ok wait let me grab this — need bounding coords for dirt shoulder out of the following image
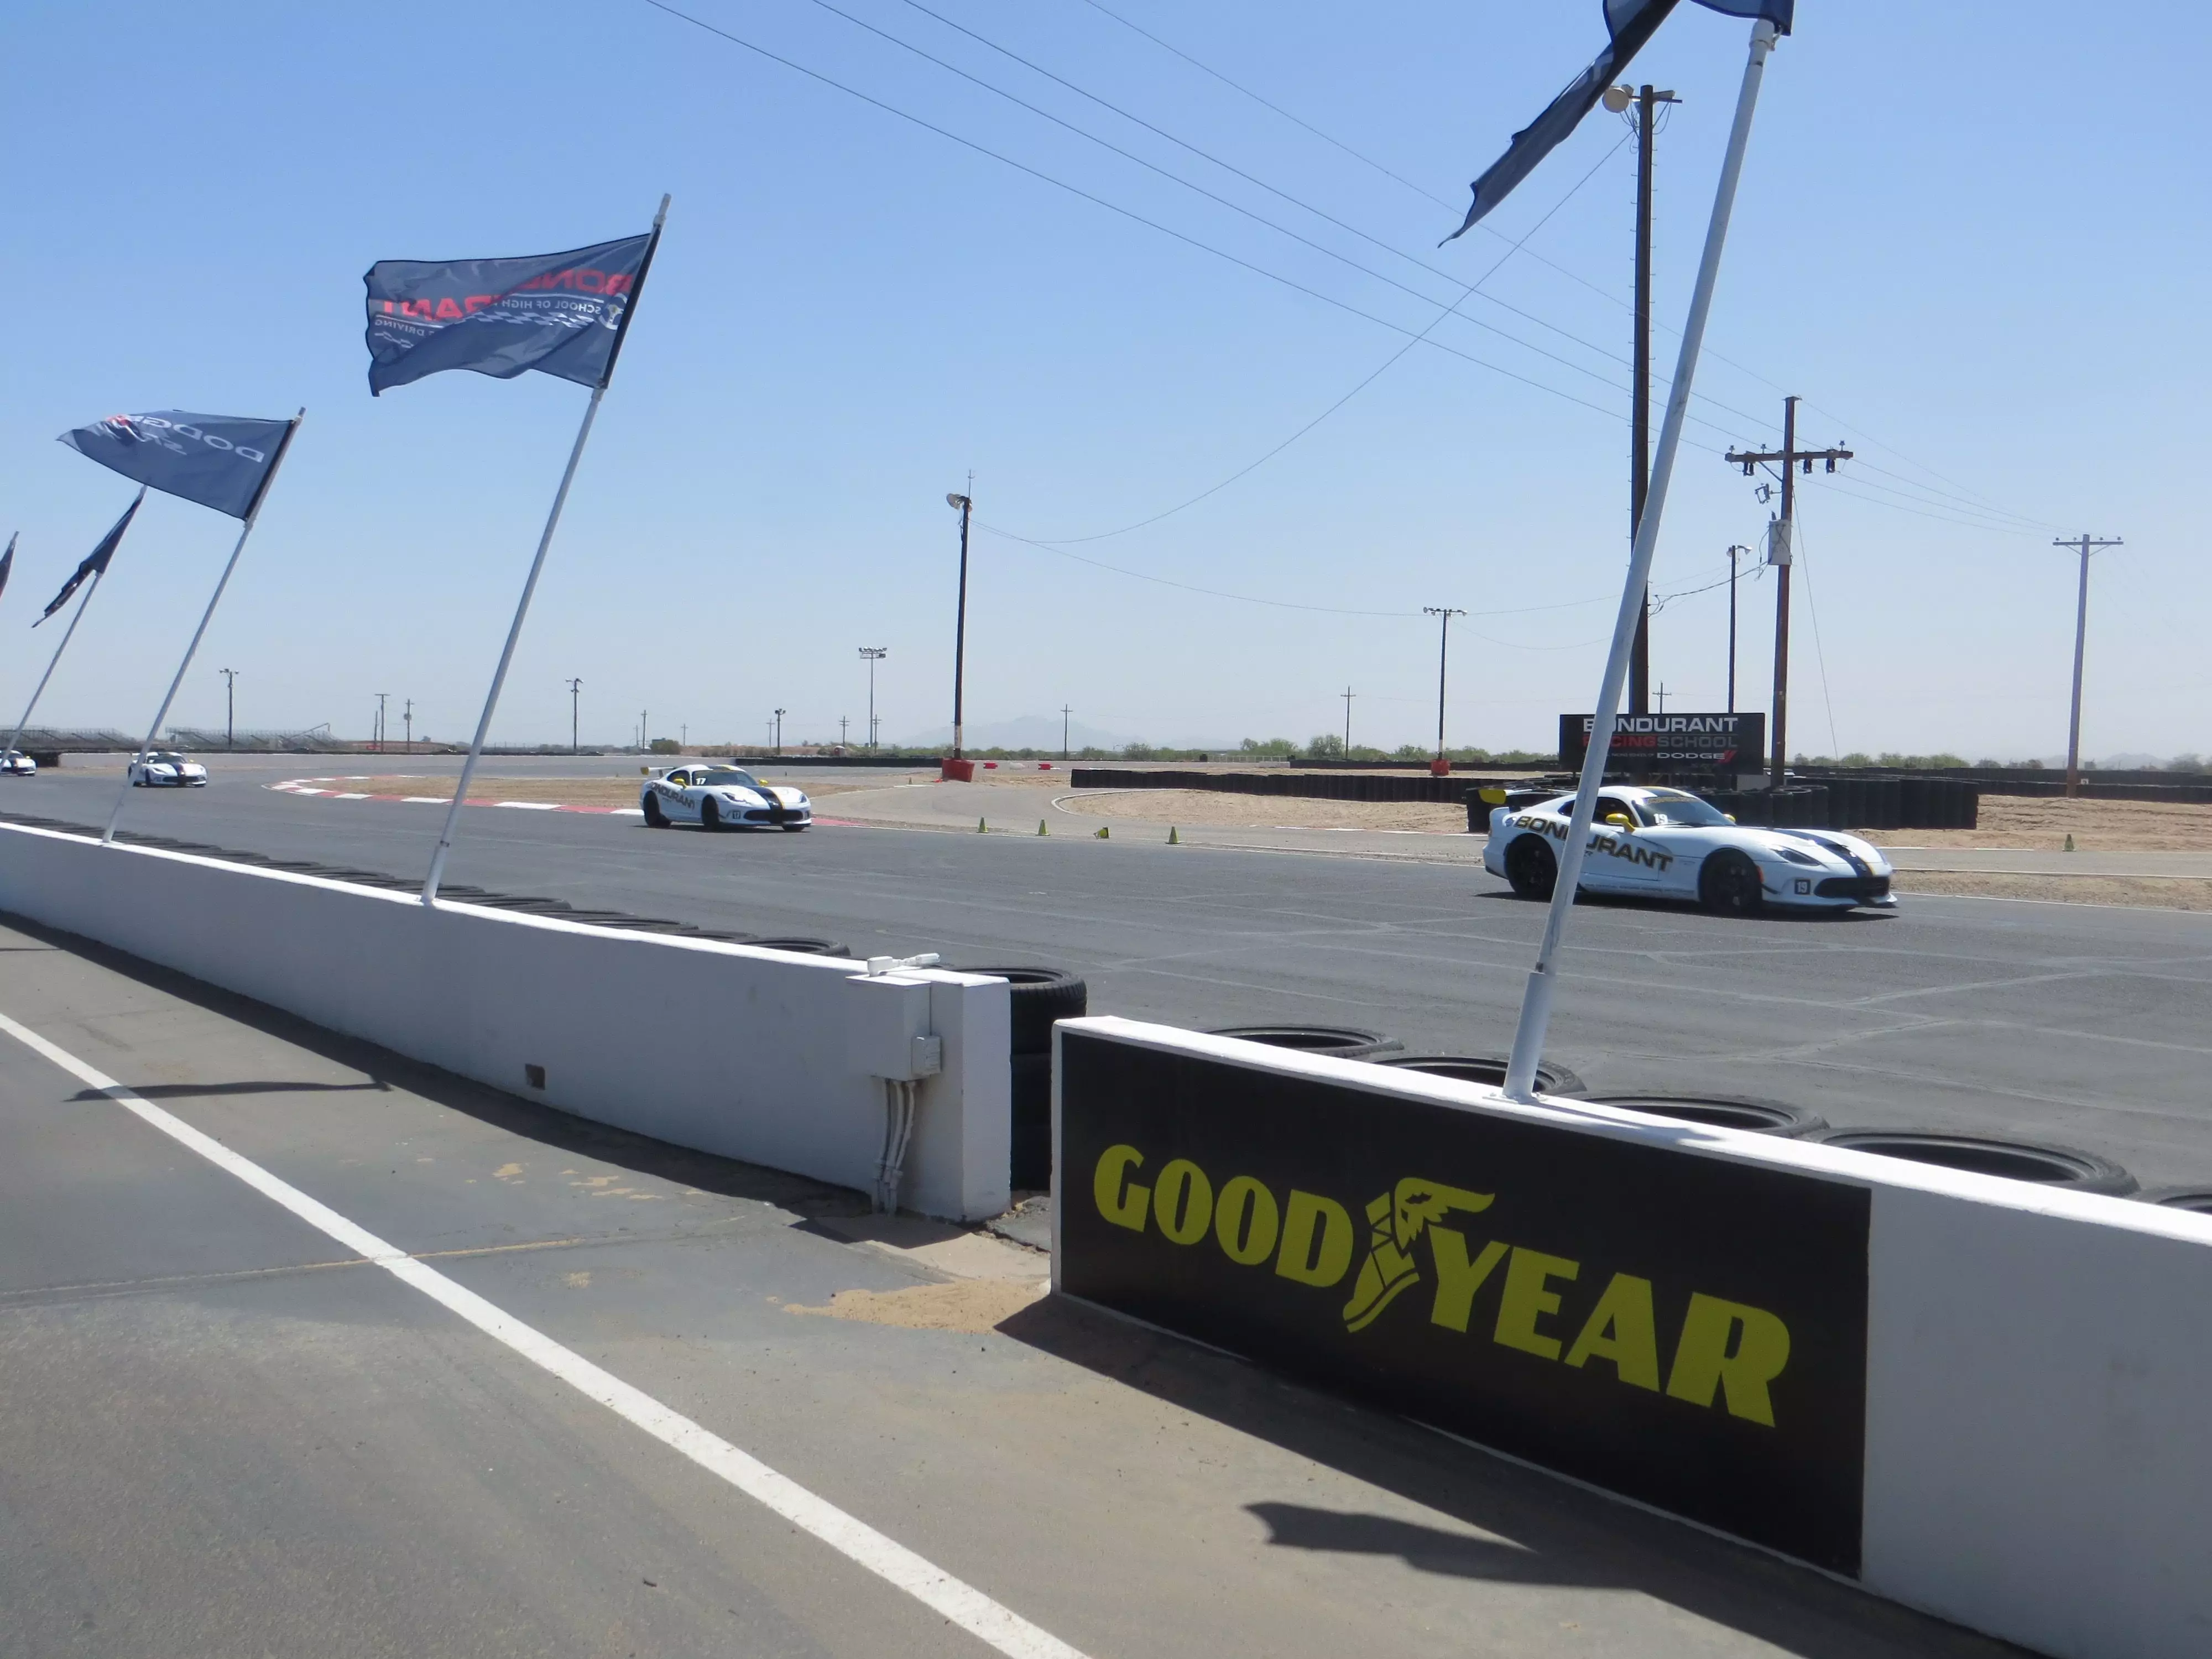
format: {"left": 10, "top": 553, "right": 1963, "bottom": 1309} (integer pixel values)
{"left": 1069, "top": 789, "right": 1465, "bottom": 833}
{"left": 1864, "top": 795, "right": 2212, "bottom": 852}
{"left": 1891, "top": 872, "right": 2212, "bottom": 912}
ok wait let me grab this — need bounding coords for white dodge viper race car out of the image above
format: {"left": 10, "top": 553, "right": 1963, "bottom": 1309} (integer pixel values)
{"left": 641, "top": 765, "right": 811, "bottom": 831}
{"left": 1483, "top": 784, "right": 1895, "bottom": 914}
{"left": 128, "top": 751, "right": 209, "bottom": 787}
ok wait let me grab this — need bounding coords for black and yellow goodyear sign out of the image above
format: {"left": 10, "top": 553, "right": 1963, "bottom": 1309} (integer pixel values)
{"left": 1058, "top": 1031, "right": 1870, "bottom": 1573}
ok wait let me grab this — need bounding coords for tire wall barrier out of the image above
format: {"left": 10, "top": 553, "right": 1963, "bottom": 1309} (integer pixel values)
{"left": 0, "top": 822, "right": 1011, "bottom": 1220}
{"left": 1054, "top": 1017, "right": 2212, "bottom": 1659}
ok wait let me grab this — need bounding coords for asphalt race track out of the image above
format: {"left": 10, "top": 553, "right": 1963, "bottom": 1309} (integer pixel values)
{"left": 13, "top": 753, "right": 2212, "bottom": 1190}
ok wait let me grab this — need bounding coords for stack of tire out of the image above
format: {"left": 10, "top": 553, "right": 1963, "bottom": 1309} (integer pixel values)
{"left": 962, "top": 967, "right": 1088, "bottom": 1192}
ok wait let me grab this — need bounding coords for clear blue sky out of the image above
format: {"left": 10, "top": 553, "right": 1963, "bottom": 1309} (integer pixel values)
{"left": 3, "top": 1, "right": 2203, "bottom": 758}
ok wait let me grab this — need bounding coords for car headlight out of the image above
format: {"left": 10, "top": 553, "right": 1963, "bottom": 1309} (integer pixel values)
{"left": 1775, "top": 846, "right": 1822, "bottom": 867}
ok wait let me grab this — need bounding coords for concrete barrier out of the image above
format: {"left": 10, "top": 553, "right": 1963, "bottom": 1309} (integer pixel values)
{"left": 0, "top": 822, "right": 1009, "bottom": 1220}
{"left": 1054, "top": 1017, "right": 2212, "bottom": 1659}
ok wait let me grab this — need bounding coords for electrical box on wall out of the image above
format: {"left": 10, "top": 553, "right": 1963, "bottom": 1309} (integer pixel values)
{"left": 844, "top": 973, "right": 940, "bottom": 1079}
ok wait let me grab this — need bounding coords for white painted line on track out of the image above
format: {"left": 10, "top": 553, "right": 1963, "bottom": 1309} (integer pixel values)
{"left": 0, "top": 1008, "right": 1089, "bottom": 1659}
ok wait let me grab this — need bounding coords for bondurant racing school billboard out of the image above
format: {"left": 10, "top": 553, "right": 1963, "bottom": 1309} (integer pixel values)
{"left": 1559, "top": 711, "right": 1766, "bottom": 774}
{"left": 1057, "top": 1026, "right": 1870, "bottom": 1574}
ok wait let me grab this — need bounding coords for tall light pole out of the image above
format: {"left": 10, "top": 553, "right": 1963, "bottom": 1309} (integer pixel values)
{"left": 375, "top": 692, "right": 389, "bottom": 753}
{"left": 859, "top": 647, "right": 888, "bottom": 748}
{"left": 1422, "top": 607, "right": 1465, "bottom": 775}
{"left": 773, "top": 708, "right": 786, "bottom": 754}
{"left": 565, "top": 677, "right": 582, "bottom": 754}
{"left": 1341, "top": 686, "right": 1355, "bottom": 756}
{"left": 640, "top": 709, "right": 648, "bottom": 750}
{"left": 219, "top": 667, "right": 236, "bottom": 751}
{"left": 403, "top": 698, "right": 413, "bottom": 753}
{"left": 2055, "top": 534, "right": 2122, "bottom": 797}
{"left": 946, "top": 488, "right": 973, "bottom": 759}
{"left": 1061, "top": 703, "right": 1072, "bottom": 760}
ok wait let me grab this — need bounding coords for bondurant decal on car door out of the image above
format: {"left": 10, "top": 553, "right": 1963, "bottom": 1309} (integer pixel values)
{"left": 1057, "top": 1029, "right": 1871, "bottom": 1574}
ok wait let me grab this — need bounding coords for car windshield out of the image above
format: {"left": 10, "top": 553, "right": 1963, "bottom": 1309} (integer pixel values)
{"left": 1640, "top": 792, "right": 1730, "bottom": 828}
{"left": 149, "top": 753, "right": 187, "bottom": 766}
{"left": 699, "top": 770, "right": 761, "bottom": 790}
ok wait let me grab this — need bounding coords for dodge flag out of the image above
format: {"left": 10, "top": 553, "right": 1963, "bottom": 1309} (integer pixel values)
{"left": 58, "top": 413, "right": 295, "bottom": 519}
{"left": 1446, "top": 0, "right": 1794, "bottom": 242}
{"left": 35, "top": 492, "right": 141, "bottom": 626}
{"left": 363, "top": 232, "right": 656, "bottom": 395}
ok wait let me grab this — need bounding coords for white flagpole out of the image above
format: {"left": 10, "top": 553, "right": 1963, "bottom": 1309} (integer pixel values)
{"left": 420, "top": 383, "right": 606, "bottom": 902}
{"left": 102, "top": 418, "right": 304, "bottom": 846}
{"left": 7, "top": 493, "right": 141, "bottom": 763}
{"left": 1503, "top": 18, "right": 1780, "bottom": 1100}
{"left": 422, "top": 193, "right": 670, "bottom": 906}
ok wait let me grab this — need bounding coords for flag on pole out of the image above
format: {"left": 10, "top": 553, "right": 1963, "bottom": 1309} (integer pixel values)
{"left": 35, "top": 493, "right": 141, "bottom": 625}
{"left": 58, "top": 413, "right": 296, "bottom": 519}
{"left": 363, "top": 232, "right": 657, "bottom": 395}
{"left": 0, "top": 534, "right": 14, "bottom": 603}
{"left": 1445, "top": 0, "right": 1793, "bottom": 242}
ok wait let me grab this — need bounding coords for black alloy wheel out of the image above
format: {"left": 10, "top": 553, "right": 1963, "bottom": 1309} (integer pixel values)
{"left": 1505, "top": 835, "right": 1557, "bottom": 900}
{"left": 700, "top": 797, "right": 722, "bottom": 831}
{"left": 642, "top": 792, "right": 667, "bottom": 828}
{"left": 1698, "top": 850, "right": 1765, "bottom": 915}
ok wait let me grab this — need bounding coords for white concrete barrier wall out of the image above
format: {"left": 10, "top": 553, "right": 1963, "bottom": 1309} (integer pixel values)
{"left": 0, "top": 822, "right": 1009, "bottom": 1220}
{"left": 1053, "top": 1018, "right": 2212, "bottom": 1659}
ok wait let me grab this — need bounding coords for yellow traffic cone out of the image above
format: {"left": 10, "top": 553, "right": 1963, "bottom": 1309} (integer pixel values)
{"left": 1094, "top": 825, "right": 1110, "bottom": 840}
{"left": 1168, "top": 826, "right": 1180, "bottom": 845}
{"left": 1037, "top": 818, "right": 1048, "bottom": 836}
{"left": 977, "top": 817, "right": 987, "bottom": 833}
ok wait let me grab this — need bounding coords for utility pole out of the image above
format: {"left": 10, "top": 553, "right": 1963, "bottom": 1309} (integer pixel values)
{"left": 1724, "top": 545, "right": 1751, "bottom": 712}
{"left": 2055, "top": 534, "right": 2123, "bottom": 797}
{"left": 640, "top": 709, "right": 648, "bottom": 750}
{"left": 375, "top": 692, "right": 389, "bottom": 754}
{"left": 681, "top": 722, "right": 687, "bottom": 749}
{"left": 946, "top": 482, "right": 974, "bottom": 759}
{"left": 1608, "top": 81, "right": 1679, "bottom": 715}
{"left": 859, "top": 647, "right": 887, "bottom": 748}
{"left": 839, "top": 715, "right": 849, "bottom": 749}
{"left": 1654, "top": 682, "right": 1670, "bottom": 715}
{"left": 1341, "top": 686, "right": 1355, "bottom": 756}
{"left": 1422, "top": 607, "right": 1466, "bottom": 773}
{"left": 403, "top": 698, "right": 413, "bottom": 753}
{"left": 1061, "top": 703, "right": 1072, "bottom": 760}
{"left": 565, "top": 677, "right": 582, "bottom": 754}
{"left": 219, "top": 668, "right": 236, "bottom": 750}
{"left": 1725, "top": 398, "right": 1852, "bottom": 789}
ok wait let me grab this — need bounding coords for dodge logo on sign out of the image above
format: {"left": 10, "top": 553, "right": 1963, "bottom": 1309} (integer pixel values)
{"left": 1058, "top": 1030, "right": 1870, "bottom": 1573}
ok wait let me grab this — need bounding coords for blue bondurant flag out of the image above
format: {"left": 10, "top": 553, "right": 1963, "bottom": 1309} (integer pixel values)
{"left": 35, "top": 493, "right": 140, "bottom": 625}
{"left": 58, "top": 413, "right": 295, "bottom": 519}
{"left": 363, "top": 233, "right": 656, "bottom": 395}
{"left": 1446, "top": 0, "right": 1793, "bottom": 242}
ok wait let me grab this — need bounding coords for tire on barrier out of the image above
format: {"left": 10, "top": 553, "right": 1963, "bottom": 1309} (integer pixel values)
{"left": 1010, "top": 1051, "right": 1053, "bottom": 1190}
{"left": 2137, "top": 1187, "right": 2212, "bottom": 1214}
{"left": 1207, "top": 1024, "right": 1401, "bottom": 1060}
{"left": 748, "top": 937, "right": 852, "bottom": 957}
{"left": 1811, "top": 1129, "right": 2137, "bottom": 1195}
{"left": 1586, "top": 1093, "right": 1825, "bottom": 1136}
{"left": 1379, "top": 1053, "right": 1588, "bottom": 1097}
{"left": 957, "top": 966, "right": 1088, "bottom": 1055}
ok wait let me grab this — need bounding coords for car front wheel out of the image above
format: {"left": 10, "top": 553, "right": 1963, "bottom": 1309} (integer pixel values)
{"left": 1698, "top": 850, "right": 1765, "bottom": 916}
{"left": 1505, "top": 835, "right": 1557, "bottom": 900}
{"left": 701, "top": 797, "right": 722, "bottom": 831}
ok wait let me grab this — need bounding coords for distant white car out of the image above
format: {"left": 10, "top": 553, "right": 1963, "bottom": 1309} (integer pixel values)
{"left": 1483, "top": 784, "right": 1895, "bottom": 914}
{"left": 129, "top": 750, "right": 209, "bottom": 788}
{"left": 641, "top": 764, "right": 811, "bottom": 831}
{"left": 0, "top": 750, "right": 34, "bottom": 777}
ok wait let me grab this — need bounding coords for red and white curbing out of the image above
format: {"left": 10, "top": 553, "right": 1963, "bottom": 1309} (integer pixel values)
{"left": 268, "top": 776, "right": 857, "bottom": 828}
{"left": 270, "top": 776, "right": 642, "bottom": 816}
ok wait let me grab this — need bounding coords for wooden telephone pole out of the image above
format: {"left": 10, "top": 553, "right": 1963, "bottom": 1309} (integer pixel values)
{"left": 1622, "top": 84, "right": 1679, "bottom": 716}
{"left": 1725, "top": 398, "right": 1851, "bottom": 789}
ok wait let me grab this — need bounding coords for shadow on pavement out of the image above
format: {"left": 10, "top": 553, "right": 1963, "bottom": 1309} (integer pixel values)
{"left": 997, "top": 1295, "right": 2027, "bottom": 1658}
